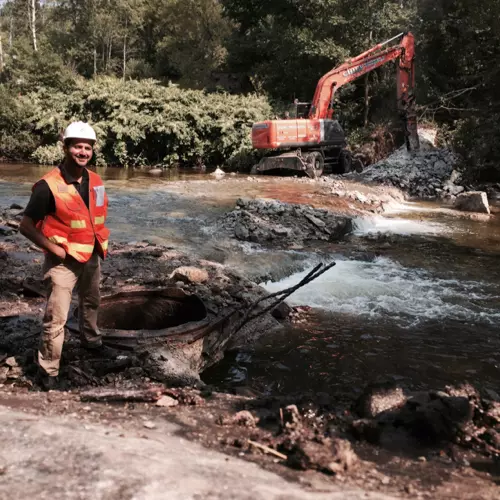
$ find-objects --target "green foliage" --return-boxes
[416,0,500,179]
[31,143,64,165]
[1,77,272,167]
[0,85,38,160]
[2,0,500,177]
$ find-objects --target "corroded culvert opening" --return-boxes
[98,294,206,331]
[73,288,207,334]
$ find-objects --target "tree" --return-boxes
[27,0,37,51]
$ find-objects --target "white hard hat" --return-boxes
[63,121,97,142]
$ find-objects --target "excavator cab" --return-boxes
[292,99,312,119]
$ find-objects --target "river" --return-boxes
[1,163,500,399]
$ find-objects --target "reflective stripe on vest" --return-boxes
[35,167,109,263]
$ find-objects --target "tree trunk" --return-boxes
[122,35,127,81]
[0,33,4,73]
[108,37,112,71]
[93,47,97,77]
[363,30,373,127]
[28,0,38,52]
[9,15,13,48]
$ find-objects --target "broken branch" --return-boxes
[248,440,288,460]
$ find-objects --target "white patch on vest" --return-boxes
[93,186,105,207]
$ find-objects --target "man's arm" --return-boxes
[20,180,66,260]
[19,216,67,260]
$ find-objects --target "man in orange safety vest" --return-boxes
[20,121,112,390]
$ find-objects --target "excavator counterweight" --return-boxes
[251,32,420,178]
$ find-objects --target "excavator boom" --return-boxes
[310,32,419,149]
[251,32,420,178]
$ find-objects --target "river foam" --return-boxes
[262,257,500,326]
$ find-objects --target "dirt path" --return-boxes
[0,404,397,500]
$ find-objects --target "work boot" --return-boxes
[36,371,60,392]
[81,343,121,358]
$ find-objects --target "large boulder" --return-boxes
[454,191,490,214]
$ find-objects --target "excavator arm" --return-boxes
[310,32,419,150]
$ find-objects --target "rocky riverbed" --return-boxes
[2,185,500,499]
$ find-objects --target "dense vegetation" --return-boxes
[0,0,499,177]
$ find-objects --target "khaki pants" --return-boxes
[39,252,102,377]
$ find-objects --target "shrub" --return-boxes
[22,77,273,167]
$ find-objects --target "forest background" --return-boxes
[0,0,498,179]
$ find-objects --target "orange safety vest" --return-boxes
[35,167,110,263]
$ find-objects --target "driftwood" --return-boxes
[80,386,164,403]
[235,261,336,333]
[248,440,288,460]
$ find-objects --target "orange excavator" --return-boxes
[251,32,420,178]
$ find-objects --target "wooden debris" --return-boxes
[80,386,164,403]
[248,440,287,460]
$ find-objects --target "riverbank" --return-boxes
[1,169,500,498]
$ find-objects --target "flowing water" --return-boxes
[2,163,500,397]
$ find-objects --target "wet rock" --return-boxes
[9,203,23,210]
[0,225,15,236]
[210,167,225,178]
[217,198,352,247]
[454,191,490,214]
[170,266,209,284]
[271,302,291,320]
[355,382,407,418]
[304,213,326,229]
[147,168,163,176]
[284,437,358,475]
[234,224,249,240]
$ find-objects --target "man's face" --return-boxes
[64,139,94,168]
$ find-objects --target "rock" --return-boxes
[285,437,358,475]
[0,366,9,383]
[355,382,407,418]
[454,191,490,214]
[170,266,209,284]
[0,225,14,236]
[4,357,18,368]
[155,395,179,408]
[147,168,163,176]
[304,213,326,228]
[9,203,23,210]
[143,421,156,429]
[271,302,291,320]
[231,410,257,427]
[6,367,23,379]
[282,404,302,431]
[272,226,292,237]
[234,224,249,240]
[397,392,473,443]
[210,167,225,178]
[351,419,382,444]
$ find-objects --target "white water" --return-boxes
[353,215,447,236]
[262,257,500,326]
[353,201,448,236]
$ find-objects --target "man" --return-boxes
[20,121,111,390]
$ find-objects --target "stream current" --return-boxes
[2,164,500,398]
